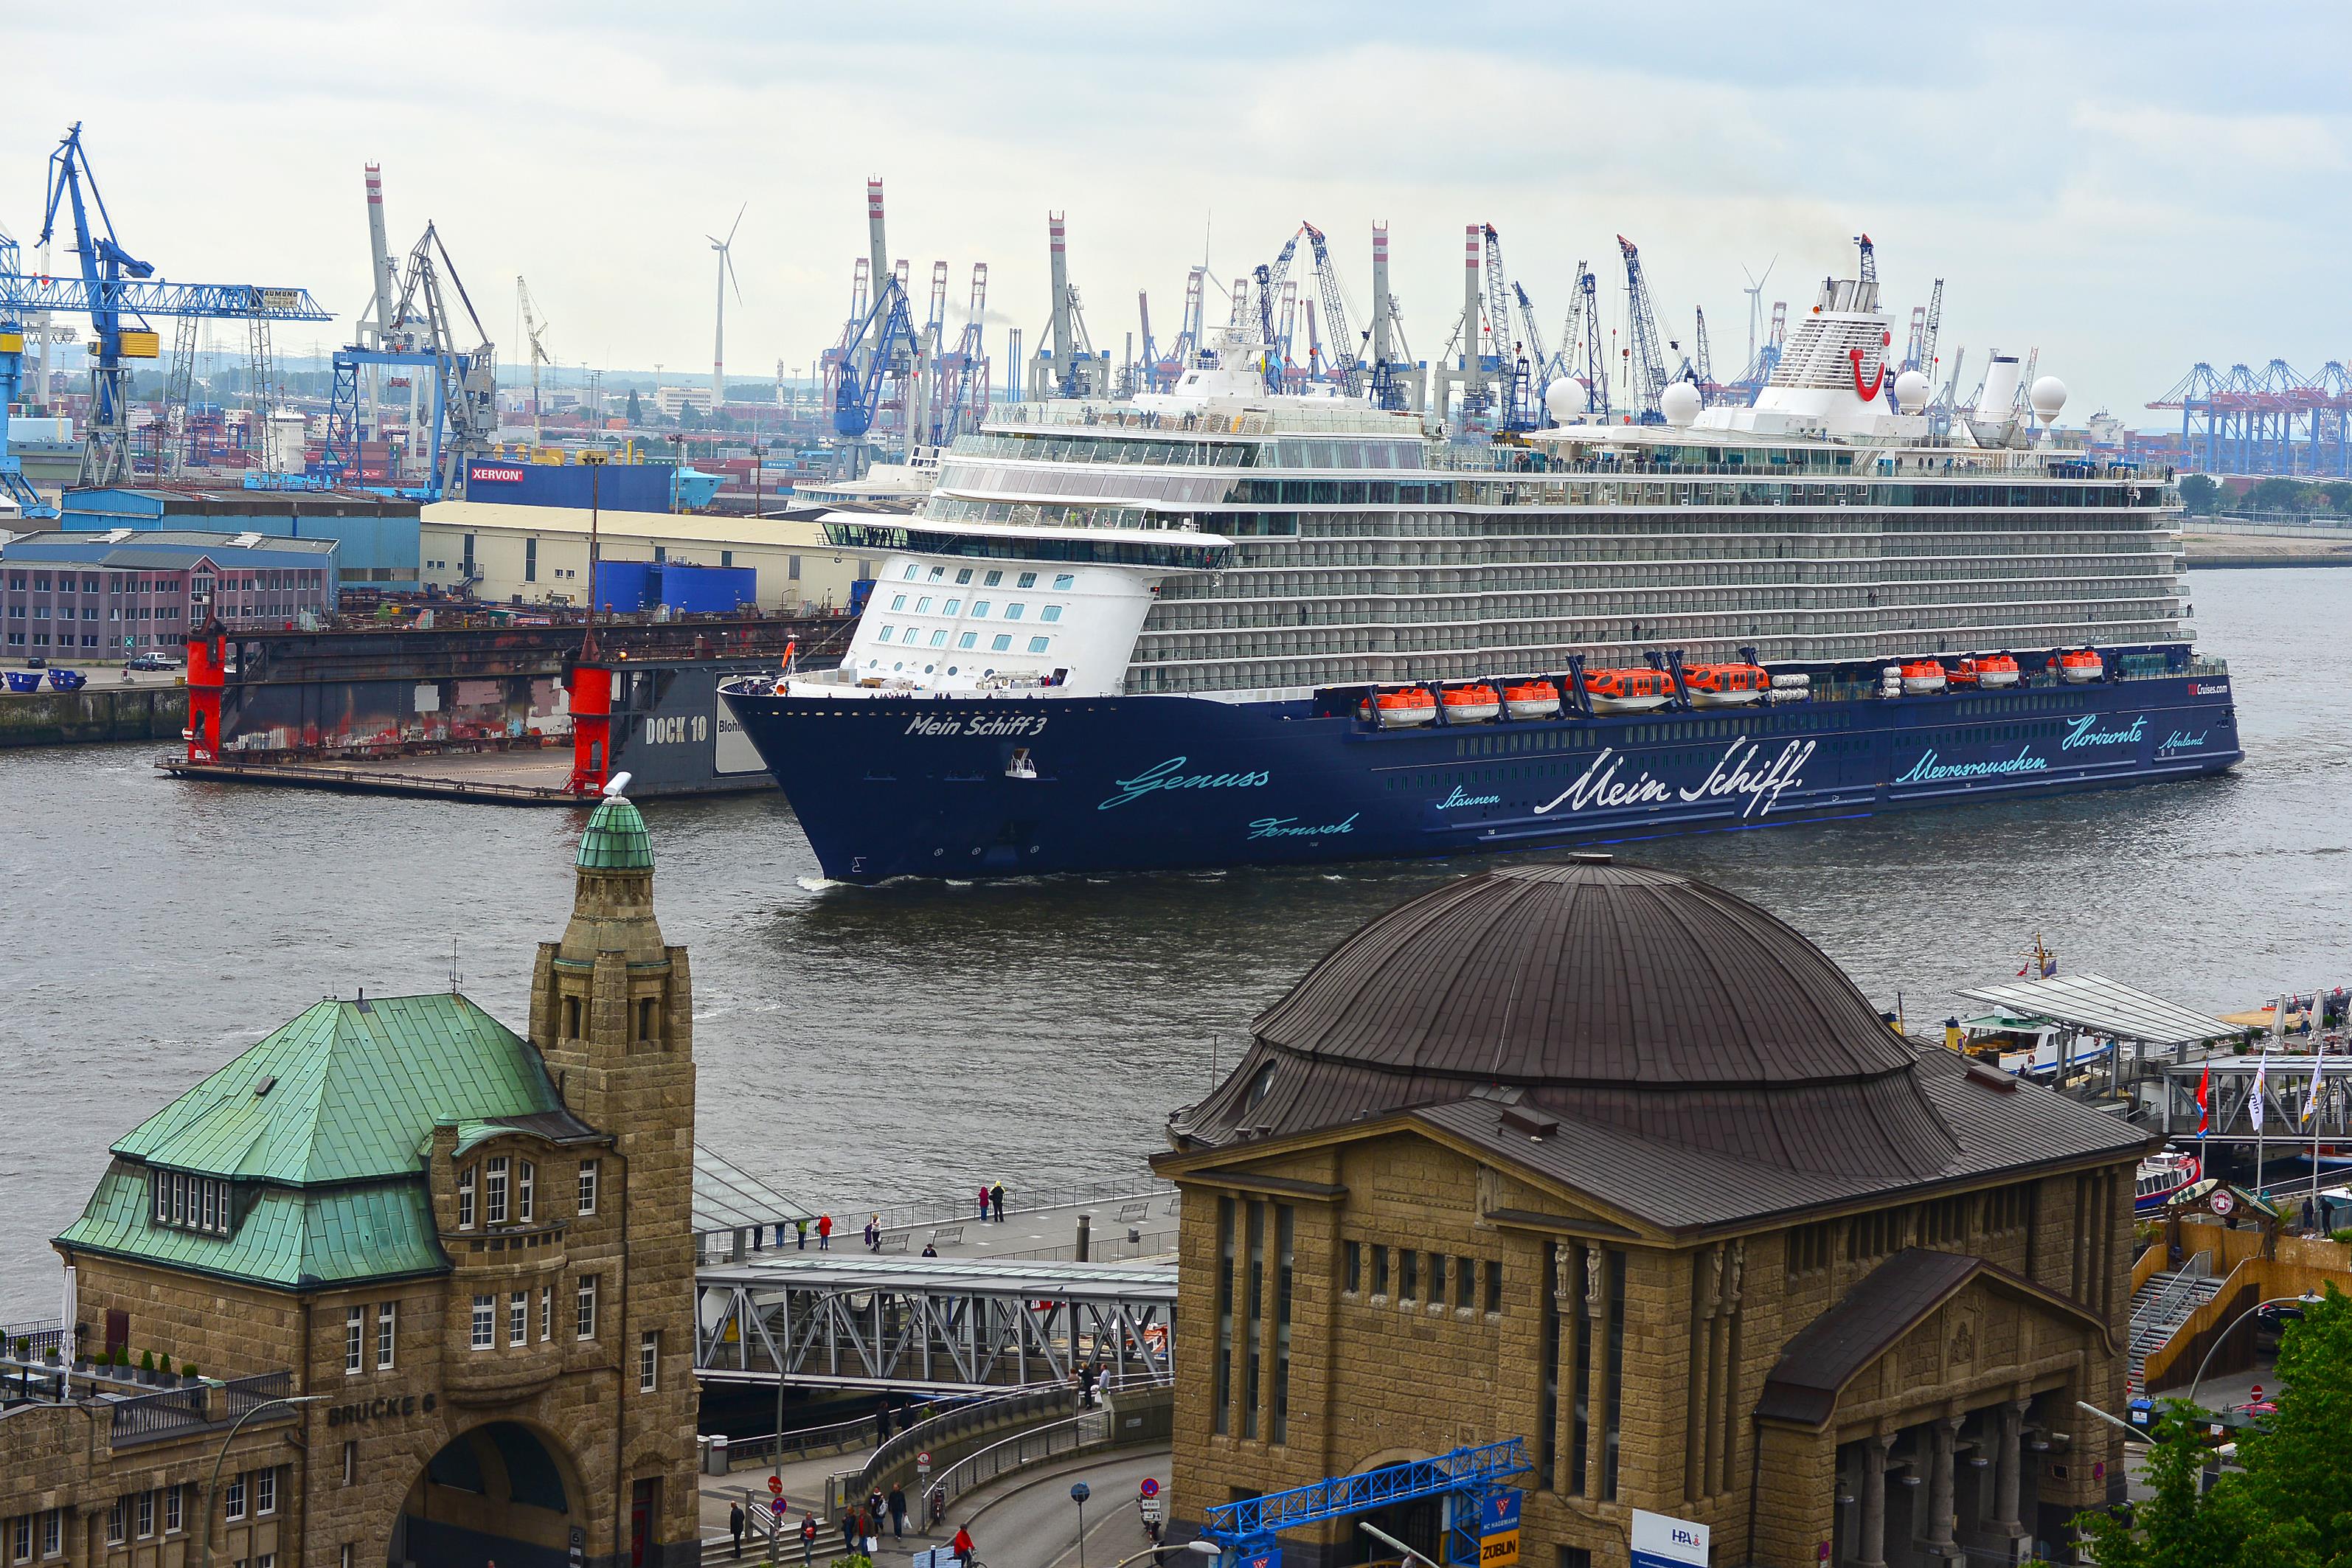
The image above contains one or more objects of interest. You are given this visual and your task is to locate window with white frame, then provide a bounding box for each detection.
[136,1492,153,1537]
[471,1295,495,1350]
[255,1469,276,1516]
[508,1291,528,1347]
[165,1488,182,1534]
[377,1302,396,1370]
[539,1285,552,1342]
[344,1306,364,1374]
[486,1156,510,1224]
[639,1331,659,1392]
[223,1476,245,1522]
[518,1160,535,1222]
[457,1165,476,1229]
[577,1159,599,1215]
[39,1510,57,1559]
[106,1502,124,1545]
[576,1275,598,1340]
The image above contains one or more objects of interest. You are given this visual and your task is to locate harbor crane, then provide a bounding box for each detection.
[1550,265,1608,422]
[4,123,329,489]
[320,222,496,499]
[1134,291,1161,392]
[517,276,554,445]
[1163,266,1207,384]
[1903,277,1944,374]
[934,263,991,443]
[1617,235,1671,422]
[1297,222,1363,398]
[1365,222,1416,412]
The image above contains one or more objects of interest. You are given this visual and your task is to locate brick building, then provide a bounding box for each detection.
[1153,856,2146,1567]
[1,788,699,1567]
[2,531,340,656]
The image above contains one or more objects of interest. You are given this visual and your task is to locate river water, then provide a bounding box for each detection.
[1,568,2345,1317]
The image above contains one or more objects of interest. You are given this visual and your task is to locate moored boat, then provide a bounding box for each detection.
[1583,667,1673,714]
[1901,660,1949,695]
[2058,649,2104,684]
[1366,687,1436,727]
[1953,654,2021,689]
[1502,680,1561,720]
[1685,662,1769,708]
[1440,683,1500,724]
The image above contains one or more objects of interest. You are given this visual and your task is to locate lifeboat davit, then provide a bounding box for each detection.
[1951,654,2020,690]
[1441,683,1501,724]
[1583,667,1673,715]
[1502,680,1561,720]
[1366,687,1437,727]
[1683,663,1769,708]
[2057,649,2103,684]
[1900,660,1949,695]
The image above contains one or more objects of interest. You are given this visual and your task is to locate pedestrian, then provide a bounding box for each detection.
[729,1501,746,1559]
[991,1182,1006,1222]
[864,1213,881,1252]
[951,1523,976,1566]
[921,1242,938,1257]
[867,1488,884,1530]
[976,1182,991,1222]
[839,1511,858,1556]
[794,1216,808,1250]
[816,1213,833,1251]
[887,1484,907,1539]
[799,1512,818,1567]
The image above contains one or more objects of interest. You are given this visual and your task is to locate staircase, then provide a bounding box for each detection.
[2126,1251,2221,1399]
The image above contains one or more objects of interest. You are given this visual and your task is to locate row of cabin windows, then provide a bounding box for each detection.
[558,993,663,1042]
[457,1156,598,1229]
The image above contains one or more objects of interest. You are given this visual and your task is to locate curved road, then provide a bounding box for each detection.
[957,1448,1170,1568]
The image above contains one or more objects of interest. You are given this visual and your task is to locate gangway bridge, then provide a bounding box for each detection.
[695,1253,1176,1395]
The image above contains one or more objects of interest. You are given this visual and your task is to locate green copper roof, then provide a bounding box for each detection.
[110,993,561,1185]
[57,1162,445,1288]
[576,794,653,871]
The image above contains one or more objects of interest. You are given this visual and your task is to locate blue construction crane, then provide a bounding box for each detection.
[1195,1439,1530,1567]
[9,124,330,490]
[830,271,919,463]
[1617,234,1671,422]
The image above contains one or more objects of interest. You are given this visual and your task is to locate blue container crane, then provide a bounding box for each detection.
[3,123,330,492]
[1617,234,1671,423]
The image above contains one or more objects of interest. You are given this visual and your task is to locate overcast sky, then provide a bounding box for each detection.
[4,2,2340,426]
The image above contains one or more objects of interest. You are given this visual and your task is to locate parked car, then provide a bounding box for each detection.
[128,652,178,672]
[23,655,44,669]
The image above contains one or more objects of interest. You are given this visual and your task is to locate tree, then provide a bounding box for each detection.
[2247,476,2310,514]
[2070,1288,2352,1568]
[625,388,642,425]
[2179,473,2220,515]
[2318,482,2352,513]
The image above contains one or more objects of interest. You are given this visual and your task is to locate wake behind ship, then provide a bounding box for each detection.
[724,243,2240,884]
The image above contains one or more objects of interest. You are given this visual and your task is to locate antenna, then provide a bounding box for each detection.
[447,936,463,993]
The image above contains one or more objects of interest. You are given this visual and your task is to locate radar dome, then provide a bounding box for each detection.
[2029,376,2069,425]
[1659,381,1702,427]
[1892,370,1932,411]
[1543,378,1589,422]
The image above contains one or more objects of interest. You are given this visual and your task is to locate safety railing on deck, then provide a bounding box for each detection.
[108,1370,294,1447]
[828,1384,1078,1516]
[722,1399,977,1470]
[867,1176,1175,1236]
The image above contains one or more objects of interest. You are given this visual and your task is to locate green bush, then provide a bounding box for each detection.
[182,1364,199,1380]
[113,1345,130,1368]
[140,1350,154,1373]
[2330,1229,2352,1246]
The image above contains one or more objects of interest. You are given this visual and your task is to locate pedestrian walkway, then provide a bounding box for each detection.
[713,1184,1182,1271]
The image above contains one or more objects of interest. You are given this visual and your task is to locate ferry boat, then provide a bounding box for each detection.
[721,242,2241,883]
[2135,1149,2202,1214]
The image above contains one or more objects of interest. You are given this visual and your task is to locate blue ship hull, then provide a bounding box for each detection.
[721,668,2241,884]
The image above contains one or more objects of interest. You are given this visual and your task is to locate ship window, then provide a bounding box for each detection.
[1053,573,1075,589]
[1041,606,1063,622]
[956,568,974,584]
[943,599,961,615]
[903,565,919,580]
[984,570,1003,586]
[971,601,991,617]
[929,566,946,580]
[875,625,895,642]
[1005,604,1025,620]
[930,630,949,647]
[958,633,977,649]
[1017,572,1038,587]
[915,597,932,613]
[889,594,907,611]
[1028,636,1050,653]
[991,635,1012,651]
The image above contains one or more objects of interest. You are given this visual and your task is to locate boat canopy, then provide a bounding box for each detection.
[1953,971,2237,1047]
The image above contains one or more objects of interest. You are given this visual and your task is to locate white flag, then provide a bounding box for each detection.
[2303,1048,2325,1125]
[2252,1052,2268,1132]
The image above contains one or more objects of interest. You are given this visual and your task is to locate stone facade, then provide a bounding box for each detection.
[8,795,699,1568]
[1162,1132,2136,1568]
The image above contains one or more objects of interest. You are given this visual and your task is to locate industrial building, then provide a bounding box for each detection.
[56,488,420,589]
[1156,858,2143,1568]
[418,499,872,614]
[2,530,340,654]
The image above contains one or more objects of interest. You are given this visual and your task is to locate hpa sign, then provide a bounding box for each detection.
[1631,1509,1710,1568]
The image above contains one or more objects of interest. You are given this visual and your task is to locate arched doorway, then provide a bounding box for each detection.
[392,1421,588,1568]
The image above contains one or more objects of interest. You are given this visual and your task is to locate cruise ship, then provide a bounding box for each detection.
[721,249,2240,883]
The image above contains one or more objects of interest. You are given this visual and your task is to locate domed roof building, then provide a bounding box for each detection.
[1154,856,2148,1568]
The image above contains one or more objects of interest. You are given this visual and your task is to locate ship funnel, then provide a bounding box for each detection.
[1975,355,2022,420]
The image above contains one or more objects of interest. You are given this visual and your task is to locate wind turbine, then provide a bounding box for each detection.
[1741,255,1777,371]
[517,276,554,446]
[710,203,745,417]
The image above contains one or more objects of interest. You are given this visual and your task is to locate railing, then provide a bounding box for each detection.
[0,1319,66,1363]
[867,1176,1175,1237]
[721,1399,976,1469]
[109,1370,294,1447]
[2129,1252,2214,1350]
[917,1387,1175,1522]
[832,1384,1078,1516]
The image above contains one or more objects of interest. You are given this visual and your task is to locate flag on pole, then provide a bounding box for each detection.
[2251,1053,2269,1132]
[2302,1049,2325,1124]
[2196,1065,2211,1138]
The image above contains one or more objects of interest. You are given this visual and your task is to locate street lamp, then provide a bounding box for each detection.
[1360,1522,1443,1568]
[196,1388,326,1568]
[1071,1480,1091,1568]
[2186,1293,2325,1409]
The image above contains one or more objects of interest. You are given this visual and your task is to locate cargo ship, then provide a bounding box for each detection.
[721,244,2240,883]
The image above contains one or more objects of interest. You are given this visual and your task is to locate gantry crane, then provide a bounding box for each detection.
[1298,222,1363,398]
[1617,235,1671,422]
[935,263,990,443]
[5,124,329,489]
[320,223,496,499]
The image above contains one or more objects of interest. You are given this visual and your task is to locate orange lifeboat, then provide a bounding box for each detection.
[1366,687,1437,727]
[1582,667,1673,715]
[1441,683,1501,724]
[1683,662,1769,708]
[1951,654,2020,690]
[1900,659,1948,695]
[2057,649,2103,684]
[1502,679,1561,720]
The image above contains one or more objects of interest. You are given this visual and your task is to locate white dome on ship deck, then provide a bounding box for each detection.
[2030,376,2069,425]
[1659,381,1701,427]
[1544,378,1590,421]
[1893,370,1931,410]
